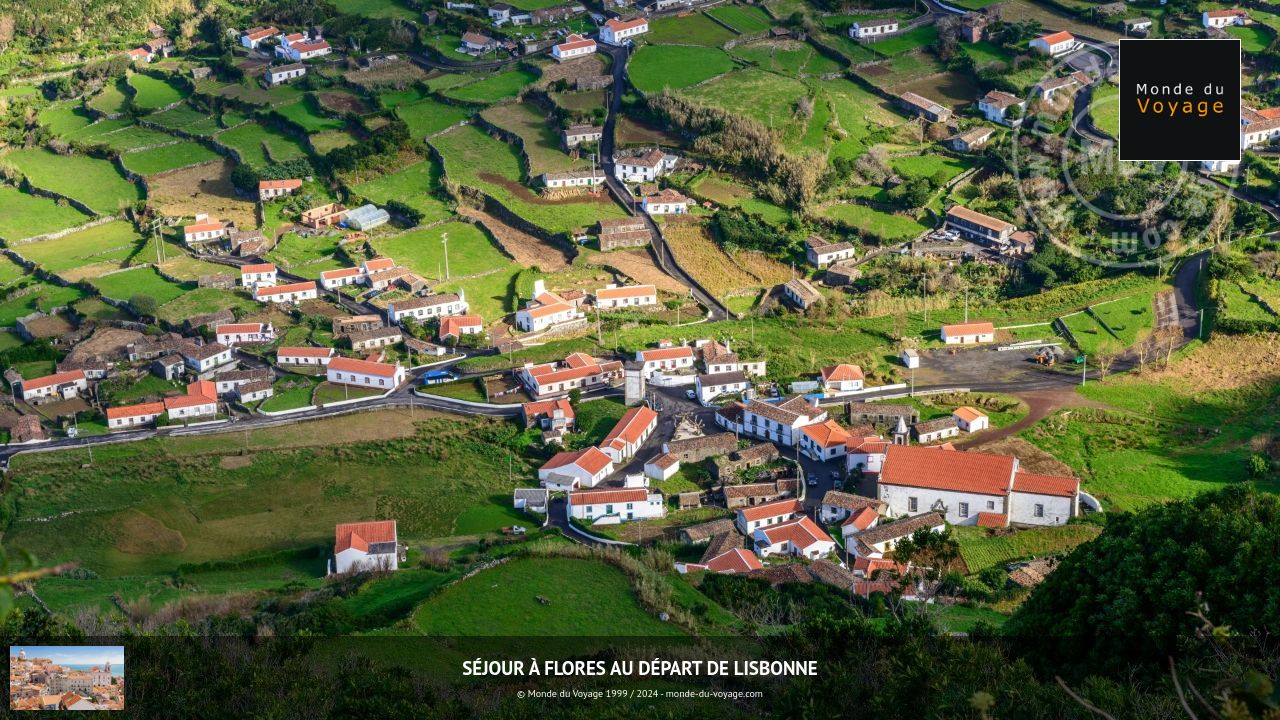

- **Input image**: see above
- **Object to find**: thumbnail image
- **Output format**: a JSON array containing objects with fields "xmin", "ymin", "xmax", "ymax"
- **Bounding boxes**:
[{"xmin": 9, "ymin": 646, "xmax": 124, "ymax": 711}]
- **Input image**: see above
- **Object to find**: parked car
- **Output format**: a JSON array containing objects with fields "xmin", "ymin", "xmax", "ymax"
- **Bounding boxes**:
[
  {"xmin": 806, "ymin": 477, "xmax": 818, "ymax": 487},
  {"xmin": 685, "ymin": 389, "xmax": 696, "ymax": 399}
]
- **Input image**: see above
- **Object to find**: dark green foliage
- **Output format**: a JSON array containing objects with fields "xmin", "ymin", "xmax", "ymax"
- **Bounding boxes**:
[{"xmin": 711, "ymin": 208, "xmax": 791, "ymax": 255}]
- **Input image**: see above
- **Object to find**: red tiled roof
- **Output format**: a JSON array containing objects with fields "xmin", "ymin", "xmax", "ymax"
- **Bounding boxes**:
[
  {"xmin": 953, "ymin": 406, "xmax": 986, "ymax": 423},
  {"xmin": 256, "ymin": 280, "xmax": 316, "ymax": 298},
  {"xmin": 292, "ymin": 40, "xmax": 330, "ymax": 53},
  {"xmin": 217, "ymin": 323, "xmax": 265, "ymax": 334},
  {"xmin": 738, "ymin": 498, "xmax": 804, "ymax": 523},
  {"xmin": 639, "ymin": 346, "xmax": 693, "ymax": 362},
  {"xmin": 880, "ymin": 444, "xmax": 1015, "ymax": 496},
  {"xmin": 842, "ymin": 506, "xmax": 880, "ymax": 531},
  {"xmin": 605, "ymin": 17, "xmax": 648, "ymax": 32},
  {"xmin": 601, "ymin": 406, "xmax": 658, "ymax": 448},
  {"xmin": 941, "ymin": 321, "xmax": 996, "ymax": 336},
  {"xmin": 706, "ymin": 548, "xmax": 762, "ymax": 574},
  {"xmin": 543, "ymin": 446, "xmax": 613, "ymax": 475},
  {"xmin": 439, "ymin": 314, "xmax": 482, "ymax": 338},
  {"xmin": 976, "ymin": 511, "xmax": 1008, "ymax": 528},
  {"xmin": 278, "ymin": 346, "xmax": 333, "ymax": 358},
  {"xmin": 1012, "ymin": 471, "xmax": 1079, "ymax": 497},
  {"xmin": 648, "ymin": 452, "xmax": 678, "ymax": 470},
  {"xmin": 335, "ymin": 520, "xmax": 396, "ymax": 553},
  {"xmin": 242, "ymin": 262, "xmax": 275, "ymax": 274},
  {"xmin": 184, "ymin": 221, "xmax": 226, "ymax": 234},
  {"xmin": 364, "ymin": 257, "xmax": 396, "ymax": 272},
  {"xmin": 243, "ymin": 26, "xmax": 278, "ymax": 41},
  {"xmin": 258, "ymin": 179, "xmax": 301, "ymax": 191},
  {"xmin": 524, "ymin": 398, "xmax": 574, "ymax": 419},
  {"xmin": 853, "ymin": 556, "xmax": 905, "ymax": 578},
  {"xmin": 821, "ymin": 364, "xmax": 864, "ymax": 383},
  {"xmin": 1037, "ymin": 30, "xmax": 1075, "ymax": 44},
  {"xmin": 329, "ymin": 356, "xmax": 400, "ymax": 378},
  {"xmin": 947, "ymin": 205, "xmax": 1015, "ymax": 233},
  {"xmin": 758, "ymin": 515, "xmax": 833, "ymax": 550},
  {"xmin": 556, "ymin": 33, "xmax": 596, "ymax": 51},
  {"xmin": 597, "ymin": 284, "xmax": 656, "ymax": 300},
  {"xmin": 1205, "ymin": 9, "xmax": 1247, "ymax": 18},
  {"xmin": 800, "ymin": 419, "xmax": 851, "ymax": 448},
  {"xmin": 321, "ymin": 267, "xmax": 362, "ymax": 280},
  {"xmin": 569, "ymin": 487, "xmax": 648, "ymax": 506},
  {"xmin": 105, "ymin": 401, "xmax": 165, "ymax": 420},
  {"xmin": 21, "ymin": 369, "xmax": 86, "ymax": 391}
]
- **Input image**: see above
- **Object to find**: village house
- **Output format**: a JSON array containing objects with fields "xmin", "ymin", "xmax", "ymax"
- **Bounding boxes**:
[
  {"xmin": 1122, "ymin": 17, "xmax": 1153, "ymax": 35},
  {"xmin": 515, "ymin": 281, "xmax": 585, "ymax": 333},
  {"xmin": 320, "ymin": 267, "xmax": 364, "ymax": 290},
  {"xmin": 953, "ymin": 406, "xmax": 989, "ymax": 433},
  {"xmin": 978, "ymin": 90, "xmax": 1026, "ymax": 126},
  {"xmin": 439, "ymin": 314, "xmax": 484, "ymax": 341},
  {"xmin": 255, "ymin": 280, "xmax": 318, "ymax": 304},
  {"xmin": 614, "ymin": 148, "xmax": 677, "ymax": 183},
  {"xmin": 599, "ymin": 405, "xmax": 658, "ymax": 463},
  {"xmin": 663, "ymin": 432, "xmax": 737, "ymax": 463},
  {"xmin": 753, "ymin": 515, "xmax": 836, "ymax": 560},
  {"xmin": 543, "ymin": 169, "xmax": 606, "ymax": 189},
  {"xmin": 106, "ymin": 401, "xmax": 165, "ymax": 429},
  {"xmin": 279, "ymin": 346, "xmax": 336, "ymax": 367},
  {"xmin": 1203, "ymin": 8, "xmax": 1249, "ymax": 27},
  {"xmin": 641, "ymin": 188, "xmax": 691, "ymax": 215},
  {"xmin": 300, "ymin": 203, "xmax": 348, "ymax": 229},
  {"xmin": 1036, "ymin": 73, "xmax": 1086, "ymax": 102},
  {"xmin": 182, "ymin": 215, "xmax": 232, "ymax": 245},
  {"xmin": 1239, "ymin": 106, "xmax": 1280, "ymax": 150},
  {"xmin": 823, "ymin": 264, "xmax": 861, "ymax": 287},
  {"xmin": 1029, "ymin": 30, "xmax": 1079, "ymax": 56},
  {"xmin": 600, "ymin": 16, "xmax": 649, "ymax": 45},
  {"xmin": 258, "ymin": 179, "xmax": 303, "ymax": 202},
  {"xmin": 327, "ymin": 356, "xmax": 405, "ymax": 389},
  {"xmin": 180, "ymin": 341, "xmax": 233, "ymax": 373},
  {"xmin": 878, "ymin": 444, "xmax": 1079, "ymax": 527},
  {"xmin": 595, "ymin": 284, "xmax": 657, "ymax": 310},
  {"xmin": 940, "ymin": 320, "xmax": 996, "ymax": 344},
  {"xmin": 695, "ymin": 370, "xmax": 750, "ymax": 405},
  {"xmin": 213, "ymin": 368, "xmax": 273, "ymax": 396},
  {"xmin": 333, "ymin": 315, "xmax": 383, "ymax": 336},
  {"xmin": 805, "ymin": 236, "xmax": 857, "ymax": 268},
  {"xmin": 850, "ymin": 18, "xmax": 900, "ymax": 40},
  {"xmin": 635, "ymin": 345, "xmax": 695, "ymax": 377},
  {"xmin": 364, "ymin": 265, "xmax": 412, "ymax": 291},
  {"xmin": 18, "ymin": 369, "xmax": 88, "ymax": 403},
  {"xmin": 740, "ymin": 395, "xmax": 827, "ymax": 447},
  {"xmin": 236, "ymin": 379, "xmax": 274, "ymax": 403},
  {"xmin": 538, "ymin": 446, "xmax": 614, "ymax": 490},
  {"xmin": 847, "ymin": 511, "xmax": 945, "ymax": 559},
  {"xmin": 947, "ymin": 126, "xmax": 995, "ymax": 153},
  {"xmin": 945, "ymin": 204, "xmax": 1017, "ymax": 246},
  {"xmin": 488, "ymin": 2, "xmax": 514, "ymax": 22},
  {"xmin": 517, "ymin": 352, "xmax": 622, "ymax": 399},
  {"xmin": 349, "ymin": 326, "xmax": 403, "ymax": 352},
  {"xmin": 126, "ymin": 47, "xmax": 153, "ymax": 62},
  {"xmin": 914, "ymin": 416, "xmax": 959, "ymax": 443},
  {"xmin": 553, "ymin": 33, "xmax": 597, "ymax": 61},
  {"xmin": 848, "ymin": 401, "xmax": 919, "ymax": 426},
  {"xmin": 387, "ymin": 292, "xmax": 468, "ymax": 325},
  {"xmin": 266, "ymin": 63, "xmax": 307, "ymax": 86},
  {"xmin": 697, "ymin": 338, "xmax": 766, "ymax": 377},
  {"xmin": 900, "ymin": 348, "xmax": 920, "ymax": 368},
  {"xmin": 897, "ymin": 91, "xmax": 952, "ymax": 123},
  {"xmin": 513, "ymin": 487, "xmax": 550, "ymax": 514},
  {"xmin": 562, "ymin": 123, "xmax": 603, "ymax": 148},
  {"xmin": 735, "ymin": 497, "xmax": 804, "ymax": 535},
  {"xmin": 276, "ymin": 32, "xmax": 331, "ymax": 61},
  {"xmin": 644, "ymin": 451, "xmax": 680, "ymax": 481},
  {"xmin": 569, "ymin": 487, "xmax": 665, "ymax": 524},
  {"xmin": 820, "ymin": 363, "xmax": 864, "ymax": 394},
  {"xmin": 724, "ymin": 478, "xmax": 801, "ymax": 509},
  {"xmin": 597, "ymin": 217, "xmax": 652, "ymax": 250},
  {"xmin": 241, "ymin": 26, "xmax": 279, "ymax": 48},
  {"xmin": 163, "ymin": 380, "xmax": 219, "ymax": 421},
  {"xmin": 460, "ymin": 31, "xmax": 497, "ymax": 54},
  {"xmin": 522, "ymin": 398, "xmax": 574, "ymax": 431},
  {"xmin": 819, "ymin": 490, "xmax": 884, "ymax": 525},
  {"xmin": 781, "ymin": 278, "xmax": 822, "ymax": 310},
  {"xmin": 846, "ymin": 429, "xmax": 892, "ymax": 475},
  {"xmin": 799, "ymin": 419, "xmax": 852, "ymax": 462},
  {"xmin": 332, "ymin": 520, "xmax": 400, "ymax": 575},
  {"xmin": 685, "ymin": 548, "xmax": 763, "ymax": 575},
  {"xmin": 240, "ymin": 262, "xmax": 277, "ymax": 288},
  {"xmin": 152, "ymin": 354, "xmax": 184, "ymax": 380},
  {"xmin": 215, "ymin": 322, "xmax": 275, "ymax": 346}
]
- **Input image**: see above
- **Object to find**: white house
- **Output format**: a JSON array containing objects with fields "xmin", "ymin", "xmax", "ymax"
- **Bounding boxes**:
[
  {"xmin": 327, "ymin": 356, "xmax": 404, "ymax": 389},
  {"xmin": 266, "ymin": 63, "xmax": 306, "ymax": 86},
  {"xmin": 538, "ymin": 447, "xmax": 615, "ymax": 490},
  {"xmin": 163, "ymin": 380, "xmax": 219, "ymax": 420},
  {"xmin": 517, "ymin": 353, "xmax": 621, "ymax": 400},
  {"xmin": 819, "ymin": 363, "xmax": 864, "ymax": 394},
  {"xmin": 439, "ymin": 314, "xmax": 484, "ymax": 341},
  {"xmin": 635, "ymin": 345, "xmax": 695, "ymax": 377},
  {"xmin": 740, "ymin": 395, "xmax": 827, "ymax": 447},
  {"xmin": 183, "ymin": 216, "xmax": 232, "ymax": 245},
  {"xmin": 595, "ymin": 284, "xmax": 657, "ymax": 310},
  {"xmin": 18, "ymin": 369, "xmax": 88, "ymax": 402},
  {"xmin": 180, "ymin": 342, "xmax": 233, "ymax": 373},
  {"xmin": 614, "ymin": 148, "xmax": 676, "ymax": 183},
  {"xmin": 641, "ymin": 189, "xmax": 690, "ymax": 215},
  {"xmin": 320, "ymin": 267, "xmax": 364, "ymax": 290},
  {"xmin": 276, "ymin": 33, "xmax": 331, "ymax": 61},
  {"xmin": 979, "ymin": 90, "xmax": 1026, "ymax": 126},
  {"xmin": 1029, "ymin": 30, "xmax": 1078, "ymax": 56},
  {"xmin": 697, "ymin": 339, "xmax": 766, "ymax": 377},
  {"xmin": 1203, "ymin": 9, "xmax": 1249, "ymax": 28},
  {"xmin": 240, "ymin": 263, "xmax": 277, "ymax": 289},
  {"xmin": 488, "ymin": 2, "xmax": 513, "ymax": 22},
  {"xmin": 695, "ymin": 370, "xmax": 749, "ymax": 404},
  {"xmin": 600, "ymin": 17, "xmax": 649, "ymax": 46},
  {"xmin": 798, "ymin": 419, "xmax": 852, "ymax": 462},
  {"xmin": 236, "ymin": 379, "xmax": 274, "ymax": 403},
  {"xmin": 915, "ymin": 417, "xmax": 959, "ymax": 443},
  {"xmin": 805, "ymin": 236, "xmax": 857, "ymax": 268},
  {"xmin": 818, "ymin": 490, "xmax": 883, "ymax": 525},
  {"xmin": 877, "ymin": 444, "xmax": 1078, "ymax": 527},
  {"xmin": 900, "ymin": 348, "xmax": 920, "ymax": 369},
  {"xmin": 850, "ymin": 18, "xmax": 898, "ymax": 39},
  {"xmin": 255, "ymin": 280, "xmax": 318, "ymax": 304},
  {"xmin": 515, "ymin": 284, "xmax": 585, "ymax": 333},
  {"xmin": 552, "ymin": 33, "xmax": 596, "ymax": 61},
  {"xmin": 1240, "ymin": 106, "xmax": 1280, "ymax": 150},
  {"xmin": 845, "ymin": 431, "xmax": 891, "ymax": 475},
  {"xmin": 332, "ymin": 520, "xmax": 399, "ymax": 575},
  {"xmin": 752, "ymin": 516, "xmax": 835, "ymax": 559},
  {"xmin": 599, "ymin": 405, "xmax": 659, "ymax": 463},
  {"xmin": 277, "ymin": 346, "xmax": 335, "ymax": 366},
  {"xmin": 241, "ymin": 26, "xmax": 279, "ymax": 49},
  {"xmin": 215, "ymin": 322, "xmax": 275, "ymax": 346},
  {"xmin": 387, "ymin": 292, "xmax": 468, "ymax": 325},
  {"xmin": 1203, "ymin": 158, "xmax": 1242, "ymax": 173},
  {"xmin": 568, "ymin": 487, "xmax": 665, "ymax": 524},
  {"xmin": 953, "ymin": 406, "xmax": 989, "ymax": 433},
  {"xmin": 258, "ymin": 179, "xmax": 302, "ymax": 202},
  {"xmin": 543, "ymin": 169, "xmax": 606, "ymax": 189},
  {"xmin": 105, "ymin": 400, "xmax": 165, "ymax": 429},
  {"xmin": 940, "ymin": 321, "xmax": 995, "ymax": 344},
  {"xmin": 644, "ymin": 452, "xmax": 680, "ymax": 481},
  {"xmin": 846, "ymin": 511, "xmax": 945, "ymax": 559},
  {"xmin": 782, "ymin": 278, "xmax": 822, "ymax": 310},
  {"xmin": 735, "ymin": 498, "xmax": 804, "ymax": 535}
]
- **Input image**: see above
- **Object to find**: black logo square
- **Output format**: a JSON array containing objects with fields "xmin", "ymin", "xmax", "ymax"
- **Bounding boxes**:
[{"xmin": 1118, "ymin": 39, "xmax": 1240, "ymax": 162}]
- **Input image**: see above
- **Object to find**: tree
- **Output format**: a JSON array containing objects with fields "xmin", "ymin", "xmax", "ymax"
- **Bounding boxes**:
[
  {"xmin": 568, "ymin": 388, "xmax": 582, "ymax": 408},
  {"xmin": 129, "ymin": 294, "xmax": 158, "ymax": 317},
  {"xmin": 890, "ymin": 526, "xmax": 960, "ymax": 612},
  {"xmin": 0, "ymin": 15, "xmax": 14, "ymax": 51}
]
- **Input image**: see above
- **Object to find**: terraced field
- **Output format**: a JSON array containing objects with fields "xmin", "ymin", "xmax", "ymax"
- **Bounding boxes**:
[
  {"xmin": 1, "ymin": 148, "xmax": 142, "ymax": 214},
  {"xmin": 630, "ymin": 45, "xmax": 736, "ymax": 93}
]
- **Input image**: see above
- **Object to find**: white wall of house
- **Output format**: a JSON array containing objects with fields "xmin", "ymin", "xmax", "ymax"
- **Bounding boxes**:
[
  {"xmin": 108, "ymin": 411, "xmax": 161, "ymax": 429},
  {"xmin": 1009, "ymin": 491, "xmax": 1076, "ymax": 526},
  {"xmin": 879, "ymin": 484, "xmax": 1005, "ymax": 525},
  {"xmin": 569, "ymin": 494, "xmax": 664, "ymax": 522},
  {"xmin": 326, "ymin": 366, "xmax": 405, "ymax": 389},
  {"xmin": 334, "ymin": 548, "xmax": 398, "ymax": 575},
  {"xmin": 845, "ymin": 450, "xmax": 886, "ymax": 474}
]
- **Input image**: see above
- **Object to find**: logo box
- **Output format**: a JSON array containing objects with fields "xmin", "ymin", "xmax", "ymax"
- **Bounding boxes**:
[{"xmin": 1118, "ymin": 38, "xmax": 1241, "ymax": 162}]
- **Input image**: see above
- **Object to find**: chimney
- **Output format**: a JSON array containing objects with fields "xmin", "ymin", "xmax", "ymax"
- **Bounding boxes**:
[{"xmin": 532, "ymin": 279, "xmax": 546, "ymax": 298}]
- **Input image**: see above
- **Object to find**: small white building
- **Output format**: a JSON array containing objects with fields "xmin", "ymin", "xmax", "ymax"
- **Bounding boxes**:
[
  {"xmin": 915, "ymin": 417, "xmax": 959, "ymax": 443},
  {"xmin": 798, "ymin": 419, "xmax": 852, "ymax": 462},
  {"xmin": 266, "ymin": 63, "xmax": 306, "ymax": 86},
  {"xmin": 805, "ymin": 236, "xmax": 857, "ymax": 268},
  {"xmin": 595, "ymin": 284, "xmax": 657, "ymax": 310},
  {"xmin": 752, "ymin": 516, "xmax": 835, "ymax": 560},
  {"xmin": 568, "ymin": 487, "xmax": 665, "ymax": 524},
  {"xmin": 552, "ymin": 33, "xmax": 596, "ymax": 61},
  {"xmin": 953, "ymin": 406, "xmax": 989, "ymax": 433},
  {"xmin": 850, "ymin": 18, "xmax": 899, "ymax": 39},
  {"xmin": 845, "ymin": 430, "xmax": 891, "ymax": 475},
  {"xmin": 326, "ymin": 356, "xmax": 405, "ymax": 390},
  {"xmin": 240, "ymin": 262, "xmax": 277, "ymax": 288},
  {"xmin": 439, "ymin": 314, "xmax": 484, "ymax": 341},
  {"xmin": 180, "ymin": 342, "xmax": 234, "ymax": 373},
  {"xmin": 740, "ymin": 395, "xmax": 827, "ymax": 447},
  {"xmin": 641, "ymin": 189, "xmax": 690, "ymax": 215},
  {"xmin": 241, "ymin": 26, "xmax": 279, "ymax": 49},
  {"xmin": 515, "ymin": 298, "xmax": 583, "ymax": 333},
  {"xmin": 163, "ymin": 380, "xmax": 219, "ymax": 420},
  {"xmin": 695, "ymin": 370, "xmax": 749, "ymax": 404},
  {"xmin": 819, "ymin": 363, "xmax": 864, "ymax": 394},
  {"xmin": 1029, "ymin": 30, "xmax": 1078, "ymax": 56},
  {"xmin": 215, "ymin": 322, "xmax": 276, "ymax": 346},
  {"xmin": 277, "ymin": 346, "xmax": 336, "ymax": 366},
  {"xmin": 255, "ymin": 281, "xmax": 318, "ymax": 304},
  {"xmin": 258, "ymin": 179, "xmax": 302, "ymax": 202},
  {"xmin": 387, "ymin": 292, "xmax": 468, "ymax": 325},
  {"xmin": 900, "ymin": 348, "xmax": 920, "ymax": 369},
  {"xmin": 644, "ymin": 452, "xmax": 680, "ymax": 482},
  {"xmin": 847, "ymin": 511, "xmax": 945, "ymax": 559},
  {"xmin": 276, "ymin": 33, "xmax": 331, "ymax": 61},
  {"xmin": 735, "ymin": 498, "xmax": 804, "ymax": 535},
  {"xmin": 332, "ymin": 520, "xmax": 399, "ymax": 575},
  {"xmin": 614, "ymin": 148, "xmax": 676, "ymax": 183},
  {"xmin": 782, "ymin": 278, "xmax": 822, "ymax": 310},
  {"xmin": 940, "ymin": 321, "xmax": 995, "ymax": 344},
  {"xmin": 106, "ymin": 401, "xmax": 165, "ymax": 429},
  {"xmin": 538, "ymin": 447, "xmax": 615, "ymax": 490},
  {"xmin": 635, "ymin": 345, "xmax": 695, "ymax": 377},
  {"xmin": 1203, "ymin": 9, "xmax": 1248, "ymax": 28},
  {"xmin": 600, "ymin": 16, "xmax": 649, "ymax": 46},
  {"xmin": 320, "ymin": 267, "xmax": 364, "ymax": 290},
  {"xmin": 543, "ymin": 169, "xmax": 606, "ymax": 189},
  {"xmin": 183, "ymin": 216, "xmax": 232, "ymax": 245},
  {"xmin": 979, "ymin": 90, "xmax": 1026, "ymax": 127},
  {"xmin": 18, "ymin": 369, "xmax": 88, "ymax": 402}
]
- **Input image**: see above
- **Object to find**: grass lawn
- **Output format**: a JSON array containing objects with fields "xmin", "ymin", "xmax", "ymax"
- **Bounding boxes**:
[
  {"xmin": 128, "ymin": 73, "xmax": 187, "ymax": 111},
  {"xmin": 820, "ymin": 77, "xmax": 902, "ymax": 161},
  {"xmin": 424, "ymin": 379, "xmax": 487, "ymax": 403},
  {"xmin": 99, "ymin": 373, "xmax": 182, "ymax": 404},
  {"xmin": 646, "ymin": 13, "xmax": 737, "ymax": 46},
  {"xmin": 266, "ymin": 233, "xmax": 342, "ymax": 272},
  {"xmin": 1090, "ymin": 81, "xmax": 1119, "ymax": 139},
  {"xmin": 378, "ymin": 87, "xmax": 427, "ymax": 109},
  {"xmin": 1088, "ymin": 290, "xmax": 1156, "ymax": 348},
  {"xmin": 866, "ymin": 25, "xmax": 938, "ymax": 56},
  {"xmin": 890, "ymin": 154, "xmax": 971, "ymax": 182},
  {"xmin": 82, "ymin": 124, "xmax": 176, "ymax": 152},
  {"xmin": 261, "ymin": 375, "xmax": 322, "ymax": 412},
  {"xmin": 482, "ymin": 102, "xmax": 588, "ymax": 175},
  {"xmin": 819, "ymin": 203, "xmax": 929, "ymax": 242},
  {"xmin": 690, "ymin": 173, "xmax": 791, "ymax": 225},
  {"xmin": 679, "ymin": 68, "xmax": 819, "ymax": 152},
  {"xmin": 332, "ymin": 0, "xmax": 418, "ymax": 20},
  {"xmin": 929, "ymin": 603, "xmax": 1009, "ymax": 632},
  {"xmin": 349, "ymin": 158, "xmax": 453, "ymax": 224},
  {"xmin": 1227, "ymin": 24, "xmax": 1274, "ymax": 53},
  {"xmin": 572, "ymin": 398, "xmax": 628, "ymax": 446},
  {"xmin": 38, "ymin": 103, "xmax": 96, "ymax": 137},
  {"xmin": 396, "ymin": 97, "xmax": 472, "ymax": 138},
  {"xmin": 414, "ymin": 557, "xmax": 683, "ymax": 636},
  {"xmin": 315, "ymin": 382, "xmax": 383, "ymax": 404},
  {"xmin": 733, "ymin": 40, "xmax": 842, "ymax": 78},
  {"xmin": 275, "ymin": 96, "xmax": 345, "ymax": 133},
  {"xmin": 311, "ymin": 130, "xmax": 360, "ymax": 154},
  {"xmin": 952, "ymin": 524, "xmax": 1103, "ymax": 573},
  {"xmin": 121, "ymin": 141, "xmax": 221, "ymax": 175},
  {"xmin": 629, "ymin": 45, "xmax": 735, "ymax": 93},
  {"xmin": 0, "ymin": 255, "xmax": 25, "ymax": 286},
  {"xmin": 452, "ymin": 502, "xmax": 530, "ymax": 535},
  {"xmin": 1, "ymin": 148, "xmax": 142, "ymax": 214},
  {"xmin": 215, "ymin": 121, "xmax": 309, "ymax": 167},
  {"xmin": 91, "ymin": 266, "xmax": 189, "ymax": 305},
  {"xmin": 707, "ymin": 4, "xmax": 773, "ymax": 33},
  {"xmin": 13, "ymin": 220, "xmax": 141, "ymax": 278},
  {"xmin": 0, "ymin": 186, "xmax": 92, "ymax": 241},
  {"xmin": 155, "ymin": 288, "xmax": 258, "ymax": 324},
  {"xmin": 146, "ymin": 103, "xmax": 225, "ymax": 136},
  {"xmin": 370, "ymin": 222, "xmax": 508, "ymax": 280},
  {"xmin": 0, "ymin": 284, "xmax": 88, "ymax": 326},
  {"xmin": 440, "ymin": 68, "xmax": 537, "ymax": 105}
]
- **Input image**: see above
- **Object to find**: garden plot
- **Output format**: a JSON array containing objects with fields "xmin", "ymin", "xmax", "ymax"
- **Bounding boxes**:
[
  {"xmin": 998, "ymin": 0, "xmax": 1121, "ymax": 42},
  {"xmin": 11, "ymin": 220, "xmax": 142, "ymax": 280},
  {"xmin": 629, "ymin": 45, "xmax": 736, "ymax": 93},
  {"xmin": 893, "ymin": 70, "xmax": 981, "ymax": 108},
  {"xmin": 91, "ymin": 266, "xmax": 188, "ymax": 305},
  {"xmin": 370, "ymin": 222, "xmax": 509, "ymax": 280},
  {"xmin": 1, "ymin": 148, "xmax": 142, "ymax": 214},
  {"xmin": 396, "ymin": 97, "xmax": 472, "ymax": 138},
  {"xmin": 441, "ymin": 68, "xmax": 538, "ymax": 105},
  {"xmin": 128, "ymin": 73, "xmax": 188, "ymax": 111},
  {"xmin": 215, "ymin": 121, "xmax": 309, "ymax": 167},
  {"xmin": 122, "ymin": 141, "xmax": 221, "ymax": 176},
  {"xmin": 707, "ymin": 4, "xmax": 773, "ymax": 33},
  {"xmin": 349, "ymin": 157, "xmax": 453, "ymax": 225},
  {"xmin": 84, "ymin": 124, "xmax": 177, "ymax": 152},
  {"xmin": 482, "ymin": 102, "xmax": 589, "ymax": 175},
  {"xmin": 550, "ymin": 90, "xmax": 605, "ymax": 114},
  {"xmin": 147, "ymin": 160, "xmax": 258, "ymax": 229},
  {"xmin": 266, "ymin": 233, "xmax": 346, "ymax": 276},
  {"xmin": 0, "ymin": 186, "xmax": 92, "ymax": 241},
  {"xmin": 146, "ymin": 103, "xmax": 226, "ymax": 136},
  {"xmin": 0, "ymin": 284, "xmax": 87, "ymax": 326},
  {"xmin": 662, "ymin": 222, "xmax": 790, "ymax": 302},
  {"xmin": 646, "ymin": 13, "xmax": 737, "ymax": 46}
]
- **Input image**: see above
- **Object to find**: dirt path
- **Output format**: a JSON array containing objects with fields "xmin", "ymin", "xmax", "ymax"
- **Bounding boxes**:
[
  {"xmin": 456, "ymin": 206, "xmax": 570, "ymax": 270},
  {"xmin": 956, "ymin": 388, "xmax": 1110, "ymax": 450}
]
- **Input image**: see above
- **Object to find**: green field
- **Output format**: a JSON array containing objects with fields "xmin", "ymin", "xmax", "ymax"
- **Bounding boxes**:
[
  {"xmin": 647, "ymin": 13, "xmax": 737, "ymax": 46},
  {"xmin": 1090, "ymin": 81, "xmax": 1119, "ymax": 139},
  {"xmin": 146, "ymin": 103, "xmax": 226, "ymax": 136},
  {"xmin": 0, "ymin": 283, "xmax": 87, "ymax": 326},
  {"xmin": 819, "ymin": 202, "xmax": 929, "ymax": 242},
  {"xmin": 629, "ymin": 45, "xmax": 736, "ymax": 93},
  {"xmin": 266, "ymin": 233, "xmax": 344, "ymax": 274},
  {"xmin": 0, "ymin": 185, "xmax": 93, "ymax": 241},
  {"xmin": 38, "ymin": 103, "xmax": 97, "ymax": 137},
  {"xmin": 690, "ymin": 173, "xmax": 791, "ymax": 224},
  {"xmin": 679, "ymin": 68, "xmax": 821, "ymax": 151},
  {"xmin": 122, "ymin": 141, "xmax": 221, "ymax": 175},
  {"xmin": 890, "ymin": 154, "xmax": 971, "ymax": 182},
  {"xmin": 440, "ymin": 68, "xmax": 537, "ymax": 104},
  {"xmin": 1227, "ymin": 24, "xmax": 1274, "ymax": 53},
  {"xmin": 311, "ymin": 130, "xmax": 360, "ymax": 154},
  {"xmin": 216, "ymin": 121, "xmax": 309, "ymax": 167},
  {"xmin": 953, "ymin": 524, "xmax": 1103, "ymax": 573},
  {"xmin": 13, "ymin": 220, "xmax": 141, "ymax": 276},
  {"xmin": 378, "ymin": 87, "xmax": 427, "ymax": 109},
  {"xmin": 156, "ymin": 287, "xmax": 259, "ymax": 324},
  {"xmin": 820, "ymin": 77, "xmax": 902, "ymax": 160},
  {"xmin": 482, "ymin": 102, "xmax": 588, "ymax": 175},
  {"xmin": 396, "ymin": 97, "xmax": 473, "ymax": 138},
  {"xmin": 84, "ymin": 124, "xmax": 176, "ymax": 152},
  {"xmin": 1, "ymin": 148, "xmax": 142, "ymax": 214},
  {"xmin": 128, "ymin": 73, "xmax": 188, "ymax": 111},
  {"xmin": 332, "ymin": 0, "xmax": 418, "ymax": 19},
  {"xmin": 1087, "ymin": 290, "xmax": 1157, "ymax": 348},
  {"xmin": 91, "ymin": 266, "xmax": 188, "ymax": 305},
  {"xmin": 370, "ymin": 222, "xmax": 508, "ymax": 280},
  {"xmin": 732, "ymin": 39, "xmax": 843, "ymax": 77},
  {"xmin": 349, "ymin": 158, "xmax": 452, "ymax": 224},
  {"xmin": 414, "ymin": 557, "xmax": 683, "ymax": 636},
  {"xmin": 88, "ymin": 80, "xmax": 131, "ymax": 115},
  {"xmin": 866, "ymin": 25, "xmax": 938, "ymax": 56},
  {"xmin": 276, "ymin": 96, "xmax": 346, "ymax": 132},
  {"xmin": 707, "ymin": 4, "xmax": 774, "ymax": 33}
]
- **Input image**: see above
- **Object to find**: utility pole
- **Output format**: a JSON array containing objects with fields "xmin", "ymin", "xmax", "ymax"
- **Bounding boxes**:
[
  {"xmin": 964, "ymin": 289, "xmax": 969, "ymax": 323},
  {"xmin": 1081, "ymin": 355, "xmax": 1087, "ymax": 386},
  {"xmin": 1199, "ymin": 308, "xmax": 1204, "ymax": 340},
  {"xmin": 441, "ymin": 232, "xmax": 450, "ymax": 280}
]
